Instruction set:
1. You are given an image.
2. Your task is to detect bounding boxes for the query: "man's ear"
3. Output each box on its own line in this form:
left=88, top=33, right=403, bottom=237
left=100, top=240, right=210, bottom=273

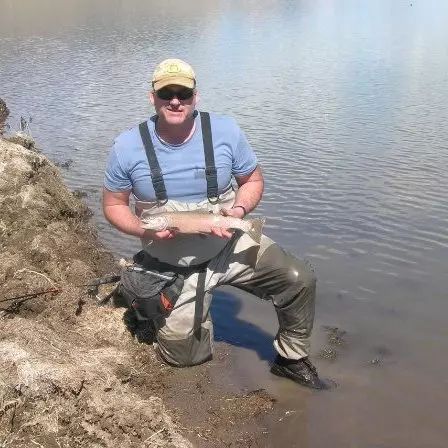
left=194, top=89, right=200, bottom=107
left=149, top=91, right=155, bottom=105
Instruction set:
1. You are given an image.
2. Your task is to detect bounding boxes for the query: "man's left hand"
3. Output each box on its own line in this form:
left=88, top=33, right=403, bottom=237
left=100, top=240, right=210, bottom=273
left=210, top=207, right=245, bottom=239
left=221, top=207, right=245, bottom=219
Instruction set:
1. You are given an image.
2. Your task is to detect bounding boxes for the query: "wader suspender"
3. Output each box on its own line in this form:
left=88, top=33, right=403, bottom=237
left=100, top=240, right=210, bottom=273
left=138, top=112, right=218, bottom=204
left=200, top=112, right=219, bottom=204
left=139, top=121, right=168, bottom=205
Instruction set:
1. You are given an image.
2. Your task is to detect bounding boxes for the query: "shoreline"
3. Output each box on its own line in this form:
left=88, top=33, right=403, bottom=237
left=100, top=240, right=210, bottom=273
left=0, top=135, right=278, bottom=447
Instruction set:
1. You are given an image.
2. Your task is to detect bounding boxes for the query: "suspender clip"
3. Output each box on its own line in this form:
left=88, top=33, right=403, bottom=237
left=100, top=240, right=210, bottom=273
left=207, top=195, right=220, bottom=205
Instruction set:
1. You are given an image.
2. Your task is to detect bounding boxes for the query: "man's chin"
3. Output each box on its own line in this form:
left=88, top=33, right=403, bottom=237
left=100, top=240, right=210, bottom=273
left=165, top=114, right=187, bottom=125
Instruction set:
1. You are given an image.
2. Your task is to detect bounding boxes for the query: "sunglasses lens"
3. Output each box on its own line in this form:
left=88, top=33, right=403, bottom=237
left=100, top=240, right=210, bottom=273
left=156, top=88, right=194, bottom=101
left=156, top=88, right=172, bottom=100
left=177, top=88, right=194, bottom=100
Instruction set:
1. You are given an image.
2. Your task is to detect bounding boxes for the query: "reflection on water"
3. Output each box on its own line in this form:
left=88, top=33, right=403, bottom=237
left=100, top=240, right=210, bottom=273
left=1, top=0, right=448, bottom=446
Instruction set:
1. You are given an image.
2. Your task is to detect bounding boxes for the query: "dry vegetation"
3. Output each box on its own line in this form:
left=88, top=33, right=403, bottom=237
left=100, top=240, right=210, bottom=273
left=0, top=138, right=192, bottom=448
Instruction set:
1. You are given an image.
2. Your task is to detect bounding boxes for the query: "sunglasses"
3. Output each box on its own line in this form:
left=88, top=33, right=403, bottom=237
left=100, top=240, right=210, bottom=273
left=156, top=87, right=195, bottom=101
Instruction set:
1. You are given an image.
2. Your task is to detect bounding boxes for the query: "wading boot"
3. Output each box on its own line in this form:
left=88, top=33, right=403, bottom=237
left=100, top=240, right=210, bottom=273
left=123, top=309, right=156, bottom=344
left=270, top=355, right=331, bottom=390
left=134, top=320, right=156, bottom=344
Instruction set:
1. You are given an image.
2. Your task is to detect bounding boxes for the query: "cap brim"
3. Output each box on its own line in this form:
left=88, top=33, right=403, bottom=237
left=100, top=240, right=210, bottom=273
left=153, top=77, right=195, bottom=91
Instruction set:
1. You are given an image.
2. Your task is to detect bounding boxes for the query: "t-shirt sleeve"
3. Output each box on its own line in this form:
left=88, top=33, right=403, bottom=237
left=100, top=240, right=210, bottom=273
left=103, top=141, right=132, bottom=192
left=232, top=126, right=258, bottom=176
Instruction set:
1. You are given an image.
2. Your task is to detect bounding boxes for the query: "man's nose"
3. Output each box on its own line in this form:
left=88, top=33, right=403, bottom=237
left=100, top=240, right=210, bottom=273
left=169, top=96, right=181, bottom=106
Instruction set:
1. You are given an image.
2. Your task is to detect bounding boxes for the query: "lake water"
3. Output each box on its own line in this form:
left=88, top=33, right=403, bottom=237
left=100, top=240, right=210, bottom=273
left=1, top=0, right=448, bottom=446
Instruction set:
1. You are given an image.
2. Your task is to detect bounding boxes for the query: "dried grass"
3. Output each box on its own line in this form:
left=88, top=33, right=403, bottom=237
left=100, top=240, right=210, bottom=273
left=0, top=139, right=192, bottom=448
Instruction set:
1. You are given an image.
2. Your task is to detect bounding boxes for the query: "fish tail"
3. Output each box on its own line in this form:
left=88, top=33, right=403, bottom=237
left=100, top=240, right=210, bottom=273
left=246, top=217, right=265, bottom=243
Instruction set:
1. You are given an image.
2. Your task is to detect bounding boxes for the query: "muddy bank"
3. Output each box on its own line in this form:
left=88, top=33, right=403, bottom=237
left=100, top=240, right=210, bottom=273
left=0, top=135, right=276, bottom=447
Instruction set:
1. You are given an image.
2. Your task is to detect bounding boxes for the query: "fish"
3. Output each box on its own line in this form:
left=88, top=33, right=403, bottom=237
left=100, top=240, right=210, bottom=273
left=140, top=210, right=265, bottom=243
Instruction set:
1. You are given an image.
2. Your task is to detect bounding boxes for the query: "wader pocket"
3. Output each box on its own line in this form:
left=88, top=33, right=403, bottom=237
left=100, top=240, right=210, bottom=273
left=118, top=266, right=184, bottom=321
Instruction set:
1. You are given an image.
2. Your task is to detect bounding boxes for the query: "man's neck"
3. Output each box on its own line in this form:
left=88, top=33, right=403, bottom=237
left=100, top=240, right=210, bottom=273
left=155, top=117, right=196, bottom=145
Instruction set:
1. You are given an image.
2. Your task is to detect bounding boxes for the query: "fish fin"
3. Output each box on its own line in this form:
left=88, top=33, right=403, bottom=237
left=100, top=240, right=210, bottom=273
left=246, top=217, right=265, bottom=243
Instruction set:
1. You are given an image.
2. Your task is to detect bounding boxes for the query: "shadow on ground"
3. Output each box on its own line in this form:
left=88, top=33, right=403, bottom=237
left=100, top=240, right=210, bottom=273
left=211, top=289, right=276, bottom=362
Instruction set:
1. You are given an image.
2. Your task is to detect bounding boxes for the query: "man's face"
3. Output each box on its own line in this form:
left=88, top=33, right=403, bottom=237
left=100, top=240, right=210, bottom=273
left=150, top=84, right=199, bottom=125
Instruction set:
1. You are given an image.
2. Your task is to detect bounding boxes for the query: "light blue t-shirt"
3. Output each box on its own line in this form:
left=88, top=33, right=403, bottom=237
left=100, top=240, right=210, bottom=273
left=104, top=111, right=258, bottom=203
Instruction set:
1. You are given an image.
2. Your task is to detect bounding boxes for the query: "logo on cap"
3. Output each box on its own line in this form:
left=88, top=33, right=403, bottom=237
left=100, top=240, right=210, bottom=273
left=167, top=63, right=182, bottom=74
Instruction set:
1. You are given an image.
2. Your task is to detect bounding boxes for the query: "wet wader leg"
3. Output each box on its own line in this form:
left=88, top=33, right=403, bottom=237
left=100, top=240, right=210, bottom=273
left=155, top=270, right=215, bottom=367
left=154, top=233, right=316, bottom=365
left=219, top=234, right=317, bottom=360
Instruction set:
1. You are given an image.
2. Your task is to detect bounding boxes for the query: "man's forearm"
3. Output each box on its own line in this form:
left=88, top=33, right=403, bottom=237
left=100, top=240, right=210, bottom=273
left=233, top=178, right=263, bottom=215
left=103, top=204, right=145, bottom=238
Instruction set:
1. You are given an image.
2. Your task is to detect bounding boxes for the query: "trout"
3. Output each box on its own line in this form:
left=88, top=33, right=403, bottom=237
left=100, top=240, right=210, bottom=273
left=140, top=211, right=265, bottom=243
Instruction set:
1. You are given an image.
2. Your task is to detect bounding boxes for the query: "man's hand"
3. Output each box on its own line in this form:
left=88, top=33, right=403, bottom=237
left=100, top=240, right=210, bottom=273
left=221, top=207, right=245, bottom=219
left=210, top=206, right=245, bottom=239
left=103, top=188, right=178, bottom=240
left=142, top=228, right=176, bottom=240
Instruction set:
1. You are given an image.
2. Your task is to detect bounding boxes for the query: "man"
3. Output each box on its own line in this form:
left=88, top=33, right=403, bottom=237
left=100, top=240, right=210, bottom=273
left=103, top=58, right=328, bottom=389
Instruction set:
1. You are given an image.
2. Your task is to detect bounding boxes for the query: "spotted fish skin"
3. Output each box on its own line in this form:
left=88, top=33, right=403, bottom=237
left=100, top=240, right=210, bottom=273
left=140, top=211, right=265, bottom=243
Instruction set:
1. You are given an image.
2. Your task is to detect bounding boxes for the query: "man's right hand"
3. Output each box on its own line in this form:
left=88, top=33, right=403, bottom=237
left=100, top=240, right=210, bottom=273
left=143, top=229, right=176, bottom=240
left=103, top=188, right=177, bottom=240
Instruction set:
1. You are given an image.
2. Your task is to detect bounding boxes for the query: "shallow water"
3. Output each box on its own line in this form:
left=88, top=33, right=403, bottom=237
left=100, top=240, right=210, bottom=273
left=2, top=0, right=448, bottom=446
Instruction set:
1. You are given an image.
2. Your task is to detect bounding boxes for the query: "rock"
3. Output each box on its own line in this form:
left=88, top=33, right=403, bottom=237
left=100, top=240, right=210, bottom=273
left=6, top=131, right=36, bottom=150
left=0, top=98, right=10, bottom=135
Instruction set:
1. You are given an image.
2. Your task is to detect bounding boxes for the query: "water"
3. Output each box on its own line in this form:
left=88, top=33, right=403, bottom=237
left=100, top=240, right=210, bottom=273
left=1, top=0, right=448, bottom=446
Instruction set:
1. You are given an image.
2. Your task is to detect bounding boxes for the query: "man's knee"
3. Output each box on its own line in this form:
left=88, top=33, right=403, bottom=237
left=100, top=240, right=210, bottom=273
left=256, top=244, right=316, bottom=297
left=289, top=257, right=316, bottom=290
left=156, top=324, right=214, bottom=367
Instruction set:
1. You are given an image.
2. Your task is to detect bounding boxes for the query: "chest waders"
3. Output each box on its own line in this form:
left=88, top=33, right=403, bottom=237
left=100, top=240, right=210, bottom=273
left=136, top=112, right=219, bottom=342
left=130, top=114, right=317, bottom=369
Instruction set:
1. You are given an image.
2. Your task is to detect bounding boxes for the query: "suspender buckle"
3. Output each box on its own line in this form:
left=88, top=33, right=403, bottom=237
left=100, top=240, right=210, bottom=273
left=207, top=195, right=220, bottom=205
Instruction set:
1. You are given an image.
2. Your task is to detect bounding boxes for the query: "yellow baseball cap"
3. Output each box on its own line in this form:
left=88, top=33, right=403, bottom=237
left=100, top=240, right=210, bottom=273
left=152, top=58, right=196, bottom=91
